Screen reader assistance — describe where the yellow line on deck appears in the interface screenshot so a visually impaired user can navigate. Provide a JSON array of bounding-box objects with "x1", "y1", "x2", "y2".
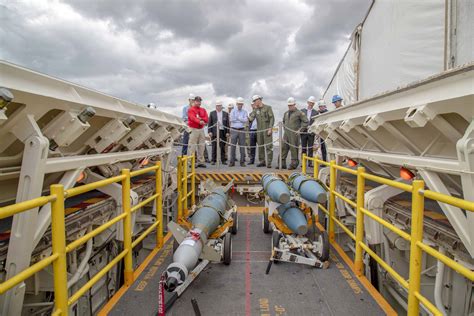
[{"x1": 98, "y1": 232, "x2": 172, "y2": 316}]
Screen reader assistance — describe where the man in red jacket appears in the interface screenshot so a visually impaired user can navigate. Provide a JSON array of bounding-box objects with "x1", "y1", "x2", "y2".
[{"x1": 187, "y1": 96, "x2": 209, "y2": 167}]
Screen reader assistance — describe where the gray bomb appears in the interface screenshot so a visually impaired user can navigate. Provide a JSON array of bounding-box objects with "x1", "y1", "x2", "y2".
[
  {"x1": 262, "y1": 174, "x2": 291, "y2": 204},
  {"x1": 288, "y1": 172, "x2": 327, "y2": 204},
  {"x1": 165, "y1": 185, "x2": 230, "y2": 291}
]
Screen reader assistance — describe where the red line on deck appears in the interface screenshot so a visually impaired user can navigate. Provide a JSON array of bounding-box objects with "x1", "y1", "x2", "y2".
[{"x1": 245, "y1": 218, "x2": 251, "y2": 316}]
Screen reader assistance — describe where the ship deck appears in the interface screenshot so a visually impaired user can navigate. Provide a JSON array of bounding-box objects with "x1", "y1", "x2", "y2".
[{"x1": 104, "y1": 210, "x2": 388, "y2": 316}]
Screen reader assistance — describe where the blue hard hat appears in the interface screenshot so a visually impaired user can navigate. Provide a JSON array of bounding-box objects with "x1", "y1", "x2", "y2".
[
  {"x1": 332, "y1": 95, "x2": 343, "y2": 103},
  {"x1": 332, "y1": 94, "x2": 342, "y2": 103}
]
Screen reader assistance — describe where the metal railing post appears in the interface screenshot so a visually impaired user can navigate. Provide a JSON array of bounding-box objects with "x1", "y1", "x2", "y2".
[
  {"x1": 354, "y1": 167, "x2": 366, "y2": 276},
  {"x1": 177, "y1": 156, "x2": 182, "y2": 222},
  {"x1": 302, "y1": 153, "x2": 307, "y2": 174},
  {"x1": 328, "y1": 160, "x2": 336, "y2": 241},
  {"x1": 278, "y1": 121, "x2": 283, "y2": 169},
  {"x1": 216, "y1": 122, "x2": 220, "y2": 167},
  {"x1": 183, "y1": 157, "x2": 188, "y2": 218},
  {"x1": 313, "y1": 157, "x2": 319, "y2": 178},
  {"x1": 155, "y1": 162, "x2": 163, "y2": 248},
  {"x1": 121, "y1": 169, "x2": 133, "y2": 286},
  {"x1": 50, "y1": 185, "x2": 68, "y2": 316},
  {"x1": 191, "y1": 154, "x2": 196, "y2": 206},
  {"x1": 407, "y1": 180, "x2": 425, "y2": 315}
]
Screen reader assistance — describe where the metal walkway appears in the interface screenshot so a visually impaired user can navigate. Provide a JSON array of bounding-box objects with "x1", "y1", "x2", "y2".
[{"x1": 108, "y1": 211, "x2": 384, "y2": 316}]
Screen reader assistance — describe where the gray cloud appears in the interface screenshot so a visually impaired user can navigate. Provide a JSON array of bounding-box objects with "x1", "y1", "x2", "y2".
[{"x1": 0, "y1": 0, "x2": 371, "y2": 119}]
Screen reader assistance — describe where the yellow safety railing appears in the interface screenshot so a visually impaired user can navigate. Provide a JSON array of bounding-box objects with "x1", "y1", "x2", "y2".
[
  {"x1": 0, "y1": 162, "x2": 164, "y2": 315},
  {"x1": 177, "y1": 155, "x2": 196, "y2": 222},
  {"x1": 302, "y1": 154, "x2": 474, "y2": 316}
]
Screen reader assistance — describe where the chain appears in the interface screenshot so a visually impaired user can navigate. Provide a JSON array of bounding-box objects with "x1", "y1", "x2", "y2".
[
  {"x1": 226, "y1": 125, "x2": 275, "y2": 133},
  {"x1": 219, "y1": 137, "x2": 279, "y2": 149}
]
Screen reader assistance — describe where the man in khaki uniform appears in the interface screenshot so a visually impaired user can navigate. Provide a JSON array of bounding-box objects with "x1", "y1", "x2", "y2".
[
  {"x1": 249, "y1": 95, "x2": 274, "y2": 168},
  {"x1": 281, "y1": 97, "x2": 308, "y2": 170}
]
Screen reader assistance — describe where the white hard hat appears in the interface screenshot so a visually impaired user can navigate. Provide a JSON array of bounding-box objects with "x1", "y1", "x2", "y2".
[
  {"x1": 307, "y1": 96, "x2": 316, "y2": 103},
  {"x1": 287, "y1": 97, "x2": 296, "y2": 105},
  {"x1": 317, "y1": 99, "x2": 327, "y2": 107},
  {"x1": 215, "y1": 100, "x2": 223, "y2": 106},
  {"x1": 188, "y1": 93, "x2": 195, "y2": 100},
  {"x1": 236, "y1": 97, "x2": 244, "y2": 104},
  {"x1": 251, "y1": 95, "x2": 262, "y2": 102}
]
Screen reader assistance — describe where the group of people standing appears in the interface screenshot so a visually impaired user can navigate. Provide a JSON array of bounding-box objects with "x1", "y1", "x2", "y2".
[{"x1": 180, "y1": 93, "x2": 344, "y2": 169}]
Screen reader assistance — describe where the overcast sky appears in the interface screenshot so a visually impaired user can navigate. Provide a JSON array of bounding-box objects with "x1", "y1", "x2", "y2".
[{"x1": 1, "y1": 0, "x2": 371, "y2": 119}]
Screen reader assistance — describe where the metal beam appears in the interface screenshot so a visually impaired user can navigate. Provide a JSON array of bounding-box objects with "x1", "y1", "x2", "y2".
[
  {"x1": 354, "y1": 126, "x2": 388, "y2": 152},
  {"x1": 383, "y1": 122, "x2": 422, "y2": 155},
  {"x1": 1, "y1": 116, "x2": 49, "y2": 315},
  {"x1": 329, "y1": 147, "x2": 462, "y2": 175},
  {"x1": 44, "y1": 147, "x2": 172, "y2": 173},
  {"x1": 419, "y1": 170, "x2": 472, "y2": 257},
  {"x1": 312, "y1": 65, "x2": 473, "y2": 124},
  {"x1": 0, "y1": 61, "x2": 184, "y2": 128}
]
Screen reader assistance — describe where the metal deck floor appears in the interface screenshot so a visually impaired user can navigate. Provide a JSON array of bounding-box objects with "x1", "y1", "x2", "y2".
[{"x1": 109, "y1": 212, "x2": 384, "y2": 316}]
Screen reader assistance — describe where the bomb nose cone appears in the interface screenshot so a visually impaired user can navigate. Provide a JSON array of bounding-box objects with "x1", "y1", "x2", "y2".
[
  {"x1": 279, "y1": 206, "x2": 308, "y2": 235},
  {"x1": 262, "y1": 174, "x2": 291, "y2": 204},
  {"x1": 166, "y1": 277, "x2": 178, "y2": 292},
  {"x1": 279, "y1": 192, "x2": 290, "y2": 204}
]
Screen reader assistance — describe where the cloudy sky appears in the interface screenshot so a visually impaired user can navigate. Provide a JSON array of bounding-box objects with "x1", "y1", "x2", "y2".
[{"x1": 1, "y1": 0, "x2": 371, "y2": 119}]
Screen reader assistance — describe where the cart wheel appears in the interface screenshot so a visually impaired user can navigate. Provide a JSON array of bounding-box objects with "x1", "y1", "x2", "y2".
[
  {"x1": 230, "y1": 211, "x2": 238, "y2": 235},
  {"x1": 262, "y1": 210, "x2": 271, "y2": 234},
  {"x1": 316, "y1": 231, "x2": 330, "y2": 262},
  {"x1": 173, "y1": 239, "x2": 180, "y2": 253},
  {"x1": 223, "y1": 233, "x2": 232, "y2": 265}
]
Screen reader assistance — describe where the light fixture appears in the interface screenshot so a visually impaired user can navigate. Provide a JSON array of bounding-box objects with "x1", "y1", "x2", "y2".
[
  {"x1": 76, "y1": 171, "x2": 86, "y2": 183},
  {"x1": 347, "y1": 159, "x2": 358, "y2": 167},
  {"x1": 400, "y1": 167, "x2": 415, "y2": 180},
  {"x1": 140, "y1": 157, "x2": 150, "y2": 166}
]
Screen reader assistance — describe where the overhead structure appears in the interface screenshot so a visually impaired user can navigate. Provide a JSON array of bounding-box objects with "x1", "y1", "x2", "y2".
[
  {"x1": 0, "y1": 60, "x2": 184, "y2": 315},
  {"x1": 322, "y1": 0, "x2": 473, "y2": 110},
  {"x1": 310, "y1": 1, "x2": 473, "y2": 314}
]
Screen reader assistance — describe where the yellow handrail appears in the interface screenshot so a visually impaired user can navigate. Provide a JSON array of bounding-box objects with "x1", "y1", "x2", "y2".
[
  {"x1": 0, "y1": 195, "x2": 57, "y2": 220},
  {"x1": 176, "y1": 155, "x2": 196, "y2": 222},
  {"x1": 131, "y1": 193, "x2": 159, "y2": 213},
  {"x1": 0, "y1": 162, "x2": 165, "y2": 315},
  {"x1": 65, "y1": 174, "x2": 126, "y2": 198},
  {"x1": 301, "y1": 155, "x2": 474, "y2": 316},
  {"x1": 66, "y1": 213, "x2": 127, "y2": 253}
]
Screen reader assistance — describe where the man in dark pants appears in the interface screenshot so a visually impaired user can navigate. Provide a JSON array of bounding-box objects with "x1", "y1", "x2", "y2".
[
  {"x1": 208, "y1": 100, "x2": 229, "y2": 165},
  {"x1": 317, "y1": 99, "x2": 328, "y2": 161},
  {"x1": 301, "y1": 96, "x2": 319, "y2": 167},
  {"x1": 248, "y1": 102, "x2": 257, "y2": 164},
  {"x1": 181, "y1": 94, "x2": 194, "y2": 156}
]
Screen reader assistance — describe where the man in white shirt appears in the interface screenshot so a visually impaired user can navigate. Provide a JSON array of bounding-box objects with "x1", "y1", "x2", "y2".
[{"x1": 229, "y1": 97, "x2": 248, "y2": 167}]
